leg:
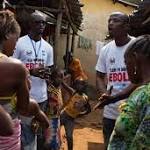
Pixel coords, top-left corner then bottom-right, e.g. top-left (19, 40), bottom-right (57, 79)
top-left (37, 100), bottom-right (48, 150)
top-left (103, 117), bottom-right (116, 150)
top-left (60, 112), bottom-right (74, 150)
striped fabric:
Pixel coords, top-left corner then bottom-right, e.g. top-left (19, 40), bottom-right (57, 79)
top-left (0, 119), bottom-right (21, 150)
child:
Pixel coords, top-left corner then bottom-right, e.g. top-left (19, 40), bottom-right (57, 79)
top-left (60, 79), bottom-right (91, 150)
top-left (44, 67), bottom-right (63, 150)
top-left (63, 52), bottom-right (88, 82)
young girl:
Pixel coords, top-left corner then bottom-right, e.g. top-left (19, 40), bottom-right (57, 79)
top-left (44, 67), bottom-right (63, 150)
top-left (60, 79), bottom-right (91, 150)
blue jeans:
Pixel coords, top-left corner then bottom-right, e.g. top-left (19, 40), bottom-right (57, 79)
top-left (103, 117), bottom-right (116, 150)
top-left (60, 111), bottom-right (74, 150)
top-left (21, 123), bottom-right (37, 150)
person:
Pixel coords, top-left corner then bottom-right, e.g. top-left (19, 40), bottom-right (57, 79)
top-left (44, 67), bottom-right (63, 150)
top-left (0, 10), bottom-right (29, 149)
top-left (0, 105), bottom-right (14, 136)
top-left (95, 12), bottom-right (137, 149)
top-left (12, 11), bottom-right (54, 149)
top-left (108, 35), bottom-right (150, 149)
top-left (20, 98), bottom-right (49, 150)
top-left (60, 79), bottom-right (91, 150)
top-left (13, 10), bottom-right (54, 108)
top-left (63, 52), bottom-right (88, 82)
top-left (20, 73), bottom-right (49, 150)
top-left (44, 67), bottom-right (82, 150)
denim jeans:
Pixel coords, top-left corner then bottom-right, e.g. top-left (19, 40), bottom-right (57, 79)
top-left (19, 114), bottom-right (36, 150)
top-left (103, 117), bottom-right (116, 150)
top-left (60, 111), bottom-right (75, 150)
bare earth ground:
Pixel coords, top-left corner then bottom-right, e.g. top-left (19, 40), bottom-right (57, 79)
top-left (61, 101), bottom-right (104, 150)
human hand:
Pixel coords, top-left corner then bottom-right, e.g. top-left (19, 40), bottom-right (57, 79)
top-left (93, 86), bottom-right (113, 110)
top-left (30, 67), bottom-right (52, 79)
top-left (30, 67), bottom-right (45, 77)
top-left (31, 118), bottom-right (40, 134)
top-left (93, 94), bottom-right (108, 110)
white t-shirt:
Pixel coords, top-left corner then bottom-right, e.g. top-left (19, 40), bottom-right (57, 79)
top-left (13, 35), bottom-right (54, 103)
top-left (96, 41), bottom-right (105, 56)
top-left (95, 38), bottom-right (134, 120)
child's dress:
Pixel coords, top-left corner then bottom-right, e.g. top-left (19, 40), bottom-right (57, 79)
top-left (45, 84), bottom-right (63, 150)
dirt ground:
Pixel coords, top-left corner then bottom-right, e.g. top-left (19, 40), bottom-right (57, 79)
top-left (61, 101), bottom-right (104, 150)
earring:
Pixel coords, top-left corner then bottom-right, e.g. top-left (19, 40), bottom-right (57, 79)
top-left (134, 66), bottom-right (137, 75)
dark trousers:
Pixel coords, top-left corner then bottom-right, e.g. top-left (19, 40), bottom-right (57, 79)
top-left (60, 111), bottom-right (75, 150)
top-left (103, 117), bottom-right (116, 150)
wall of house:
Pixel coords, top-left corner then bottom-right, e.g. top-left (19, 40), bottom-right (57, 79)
top-left (57, 0), bottom-right (134, 87)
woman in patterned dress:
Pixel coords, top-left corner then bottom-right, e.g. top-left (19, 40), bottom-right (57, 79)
top-left (108, 35), bottom-right (150, 150)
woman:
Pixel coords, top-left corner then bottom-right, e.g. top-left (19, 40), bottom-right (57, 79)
top-left (108, 35), bottom-right (150, 149)
top-left (0, 10), bottom-right (29, 149)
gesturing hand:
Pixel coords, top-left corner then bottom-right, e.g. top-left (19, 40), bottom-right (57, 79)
top-left (93, 86), bottom-right (113, 110)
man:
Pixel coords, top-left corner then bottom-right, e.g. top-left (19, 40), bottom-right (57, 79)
top-left (95, 12), bottom-right (136, 149)
top-left (13, 11), bottom-right (54, 150)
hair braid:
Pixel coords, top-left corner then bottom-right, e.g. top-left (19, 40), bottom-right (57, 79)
top-left (0, 10), bottom-right (20, 42)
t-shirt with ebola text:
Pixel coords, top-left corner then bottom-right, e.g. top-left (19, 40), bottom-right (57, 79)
top-left (95, 37), bottom-right (135, 120)
top-left (13, 35), bottom-right (54, 103)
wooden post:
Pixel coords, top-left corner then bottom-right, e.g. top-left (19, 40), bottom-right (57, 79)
top-left (71, 31), bottom-right (75, 53)
top-left (54, 0), bottom-right (63, 65)
top-left (66, 23), bottom-right (70, 54)
top-left (64, 23), bottom-right (71, 70)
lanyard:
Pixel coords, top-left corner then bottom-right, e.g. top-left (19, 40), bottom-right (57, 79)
top-left (29, 36), bottom-right (42, 62)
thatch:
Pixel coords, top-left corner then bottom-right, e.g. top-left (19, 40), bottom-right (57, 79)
top-left (5, 0), bottom-right (84, 33)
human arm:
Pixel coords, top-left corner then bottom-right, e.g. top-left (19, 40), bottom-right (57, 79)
top-left (34, 110), bottom-right (49, 129)
top-left (96, 71), bottom-right (107, 96)
top-left (95, 45), bottom-right (108, 96)
top-left (94, 70), bottom-right (108, 110)
top-left (61, 81), bottom-right (75, 96)
top-left (0, 105), bottom-right (14, 136)
top-left (16, 63), bottom-right (30, 114)
top-left (30, 100), bottom-right (49, 129)
top-left (94, 83), bottom-right (138, 109)
top-left (78, 101), bottom-right (91, 116)
top-left (29, 44), bottom-right (54, 78)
